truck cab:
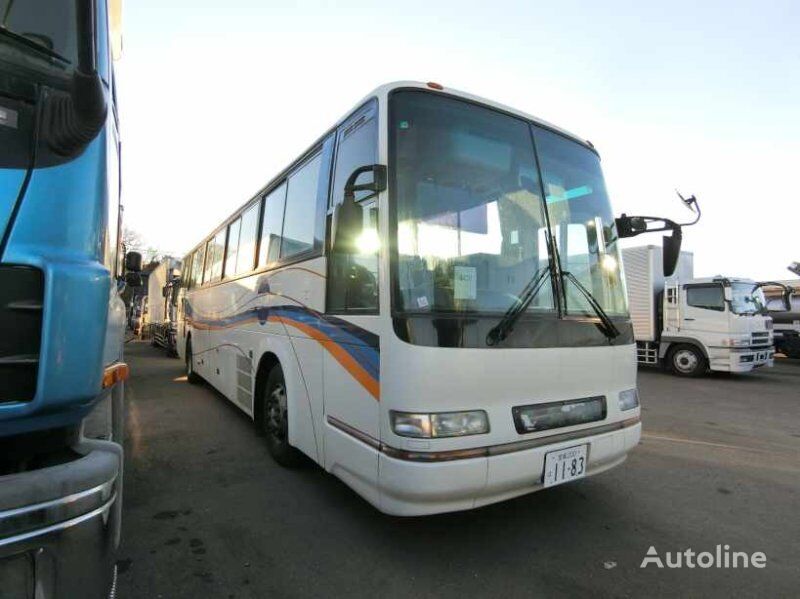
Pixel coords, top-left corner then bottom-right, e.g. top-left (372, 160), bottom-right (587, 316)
top-left (660, 276), bottom-right (774, 375)
top-left (622, 246), bottom-right (774, 377)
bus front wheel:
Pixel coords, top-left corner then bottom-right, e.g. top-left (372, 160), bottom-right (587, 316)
top-left (261, 365), bottom-right (303, 468)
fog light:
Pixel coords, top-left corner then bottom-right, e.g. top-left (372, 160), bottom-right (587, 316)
top-left (390, 410), bottom-right (489, 438)
top-left (512, 396), bottom-right (606, 434)
top-left (618, 388), bottom-right (639, 411)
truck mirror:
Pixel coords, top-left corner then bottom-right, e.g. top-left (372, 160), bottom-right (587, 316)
top-left (125, 251), bottom-right (143, 272)
top-left (125, 272), bottom-right (143, 288)
top-left (783, 288), bottom-right (794, 312)
top-left (662, 228), bottom-right (682, 277)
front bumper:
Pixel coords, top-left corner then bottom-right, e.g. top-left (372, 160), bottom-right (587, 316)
top-left (726, 347), bottom-right (774, 372)
top-left (327, 417), bottom-right (640, 516)
top-left (0, 440), bottom-right (122, 598)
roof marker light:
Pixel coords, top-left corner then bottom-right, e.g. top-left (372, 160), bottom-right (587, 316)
top-left (426, 81), bottom-right (444, 90)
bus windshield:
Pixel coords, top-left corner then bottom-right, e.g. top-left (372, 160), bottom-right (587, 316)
top-left (390, 90), bottom-right (628, 317)
top-left (730, 283), bottom-right (765, 315)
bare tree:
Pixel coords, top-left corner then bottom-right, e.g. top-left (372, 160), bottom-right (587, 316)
top-left (122, 227), bottom-right (144, 252)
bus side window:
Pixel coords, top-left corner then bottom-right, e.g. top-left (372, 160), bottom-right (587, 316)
top-left (259, 183), bottom-right (287, 268)
top-left (203, 239), bottom-right (214, 284)
top-left (224, 217), bottom-right (242, 278)
top-left (281, 153), bottom-right (322, 259)
top-left (327, 101), bottom-right (379, 313)
top-left (192, 246), bottom-right (205, 287)
top-left (237, 201), bottom-right (261, 274)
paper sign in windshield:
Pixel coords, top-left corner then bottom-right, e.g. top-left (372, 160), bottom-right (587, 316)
top-left (454, 266), bottom-right (477, 300)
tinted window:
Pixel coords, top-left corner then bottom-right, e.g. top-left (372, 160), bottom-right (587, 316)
top-left (0, 0), bottom-right (78, 64)
top-left (224, 218), bottom-right (241, 278)
top-left (281, 153), bottom-right (322, 259)
top-left (331, 102), bottom-right (378, 208)
top-left (237, 201), bottom-right (260, 274)
top-left (207, 230), bottom-right (225, 283)
top-left (328, 105), bottom-right (380, 313)
top-left (202, 239), bottom-right (214, 284)
top-left (191, 247), bottom-right (205, 287)
top-left (686, 285), bottom-right (724, 310)
top-left (389, 91), bottom-right (553, 315)
top-left (259, 184), bottom-right (287, 267)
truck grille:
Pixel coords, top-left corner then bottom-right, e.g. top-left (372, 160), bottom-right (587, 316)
top-left (0, 265), bottom-right (44, 403)
top-left (751, 331), bottom-right (771, 347)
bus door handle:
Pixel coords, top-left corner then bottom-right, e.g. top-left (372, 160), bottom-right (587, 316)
top-left (683, 317), bottom-right (695, 321)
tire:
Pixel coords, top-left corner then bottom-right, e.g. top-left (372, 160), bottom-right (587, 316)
top-left (185, 338), bottom-right (203, 384)
top-left (260, 365), bottom-right (303, 467)
top-left (668, 344), bottom-right (707, 377)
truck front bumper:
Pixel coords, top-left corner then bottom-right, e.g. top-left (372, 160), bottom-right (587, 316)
top-left (718, 347), bottom-right (774, 372)
top-left (0, 440), bottom-right (122, 599)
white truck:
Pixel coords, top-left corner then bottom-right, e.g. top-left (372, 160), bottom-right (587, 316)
top-left (622, 245), bottom-right (774, 376)
top-left (145, 257), bottom-right (182, 354)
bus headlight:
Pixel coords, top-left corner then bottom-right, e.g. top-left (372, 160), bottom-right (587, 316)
top-left (390, 410), bottom-right (489, 438)
top-left (618, 388), bottom-right (639, 411)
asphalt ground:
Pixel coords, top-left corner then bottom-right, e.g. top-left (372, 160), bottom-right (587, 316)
top-left (118, 341), bottom-right (800, 598)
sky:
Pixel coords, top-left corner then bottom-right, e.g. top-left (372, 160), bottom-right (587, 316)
top-left (117, 0), bottom-right (799, 281)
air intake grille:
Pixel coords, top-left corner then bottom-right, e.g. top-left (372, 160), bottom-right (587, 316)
top-left (0, 265), bottom-right (44, 403)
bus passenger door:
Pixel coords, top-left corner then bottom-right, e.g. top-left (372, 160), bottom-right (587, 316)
top-left (322, 101), bottom-right (382, 501)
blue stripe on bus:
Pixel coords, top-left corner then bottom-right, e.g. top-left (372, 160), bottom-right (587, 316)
top-left (185, 303), bottom-right (380, 383)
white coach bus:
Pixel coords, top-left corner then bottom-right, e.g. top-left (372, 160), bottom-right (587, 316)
top-left (177, 81), bottom-right (690, 516)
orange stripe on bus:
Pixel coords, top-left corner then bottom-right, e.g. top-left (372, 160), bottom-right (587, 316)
top-left (269, 315), bottom-right (380, 401)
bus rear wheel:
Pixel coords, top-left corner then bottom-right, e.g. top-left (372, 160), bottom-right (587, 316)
top-left (185, 339), bottom-right (202, 384)
top-left (261, 365), bottom-right (303, 468)
top-left (668, 344), bottom-right (707, 377)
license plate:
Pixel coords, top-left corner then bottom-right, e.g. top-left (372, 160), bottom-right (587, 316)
top-left (543, 444), bottom-right (588, 488)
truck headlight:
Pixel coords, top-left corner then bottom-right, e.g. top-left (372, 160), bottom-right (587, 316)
top-left (390, 410), bottom-right (489, 438)
top-left (618, 388), bottom-right (639, 411)
top-left (722, 337), bottom-right (749, 347)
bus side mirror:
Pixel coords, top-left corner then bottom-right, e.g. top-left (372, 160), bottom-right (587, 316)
top-left (125, 272), bottom-right (143, 287)
top-left (125, 251), bottom-right (142, 272)
top-left (662, 228), bottom-right (682, 277)
top-left (332, 164), bottom-right (386, 254)
top-left (343, 164), bottom-right (387, 202)
top-left (615, 214), bottom-right (648, 238)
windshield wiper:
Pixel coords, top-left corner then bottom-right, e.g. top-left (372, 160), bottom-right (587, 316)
top-left (486, 266), bottom-right (551, 346)
top-left (0, 27), bottom-right (68, 62)
top-left (561, 271), bottom-right (620, 340)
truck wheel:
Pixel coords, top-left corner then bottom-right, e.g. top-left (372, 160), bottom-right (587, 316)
top-left (261, 365), bottom-right (303, 468)
top-left (668, 344), bottom-right (707, 377)
top-left (185, 339), bottom-right (202, 384)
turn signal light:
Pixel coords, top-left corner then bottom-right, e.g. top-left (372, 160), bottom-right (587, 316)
top-left (102, 362), bottom-right (130, 388)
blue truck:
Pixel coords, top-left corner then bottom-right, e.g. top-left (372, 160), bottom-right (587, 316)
top-left (0, 1), bottom-right (136, 596)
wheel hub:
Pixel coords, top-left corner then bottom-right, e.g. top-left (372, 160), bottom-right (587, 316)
top-left (266, 384), bottom-right (288, 441)
top-left (674, 349), bottom-right (698, 372)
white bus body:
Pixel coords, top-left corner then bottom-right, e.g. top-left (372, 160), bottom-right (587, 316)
top-left (622, 246), bottom-right (774, 375)
top-left (177, 82), bottom-right (641, 515)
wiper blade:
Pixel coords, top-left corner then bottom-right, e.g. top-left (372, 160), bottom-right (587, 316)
top-left (561, 271), bottom-right (620, 340)
top-left (0, 27), bottom-right (69, 62)
top-left (486, 266), bottom-right (551, 346)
